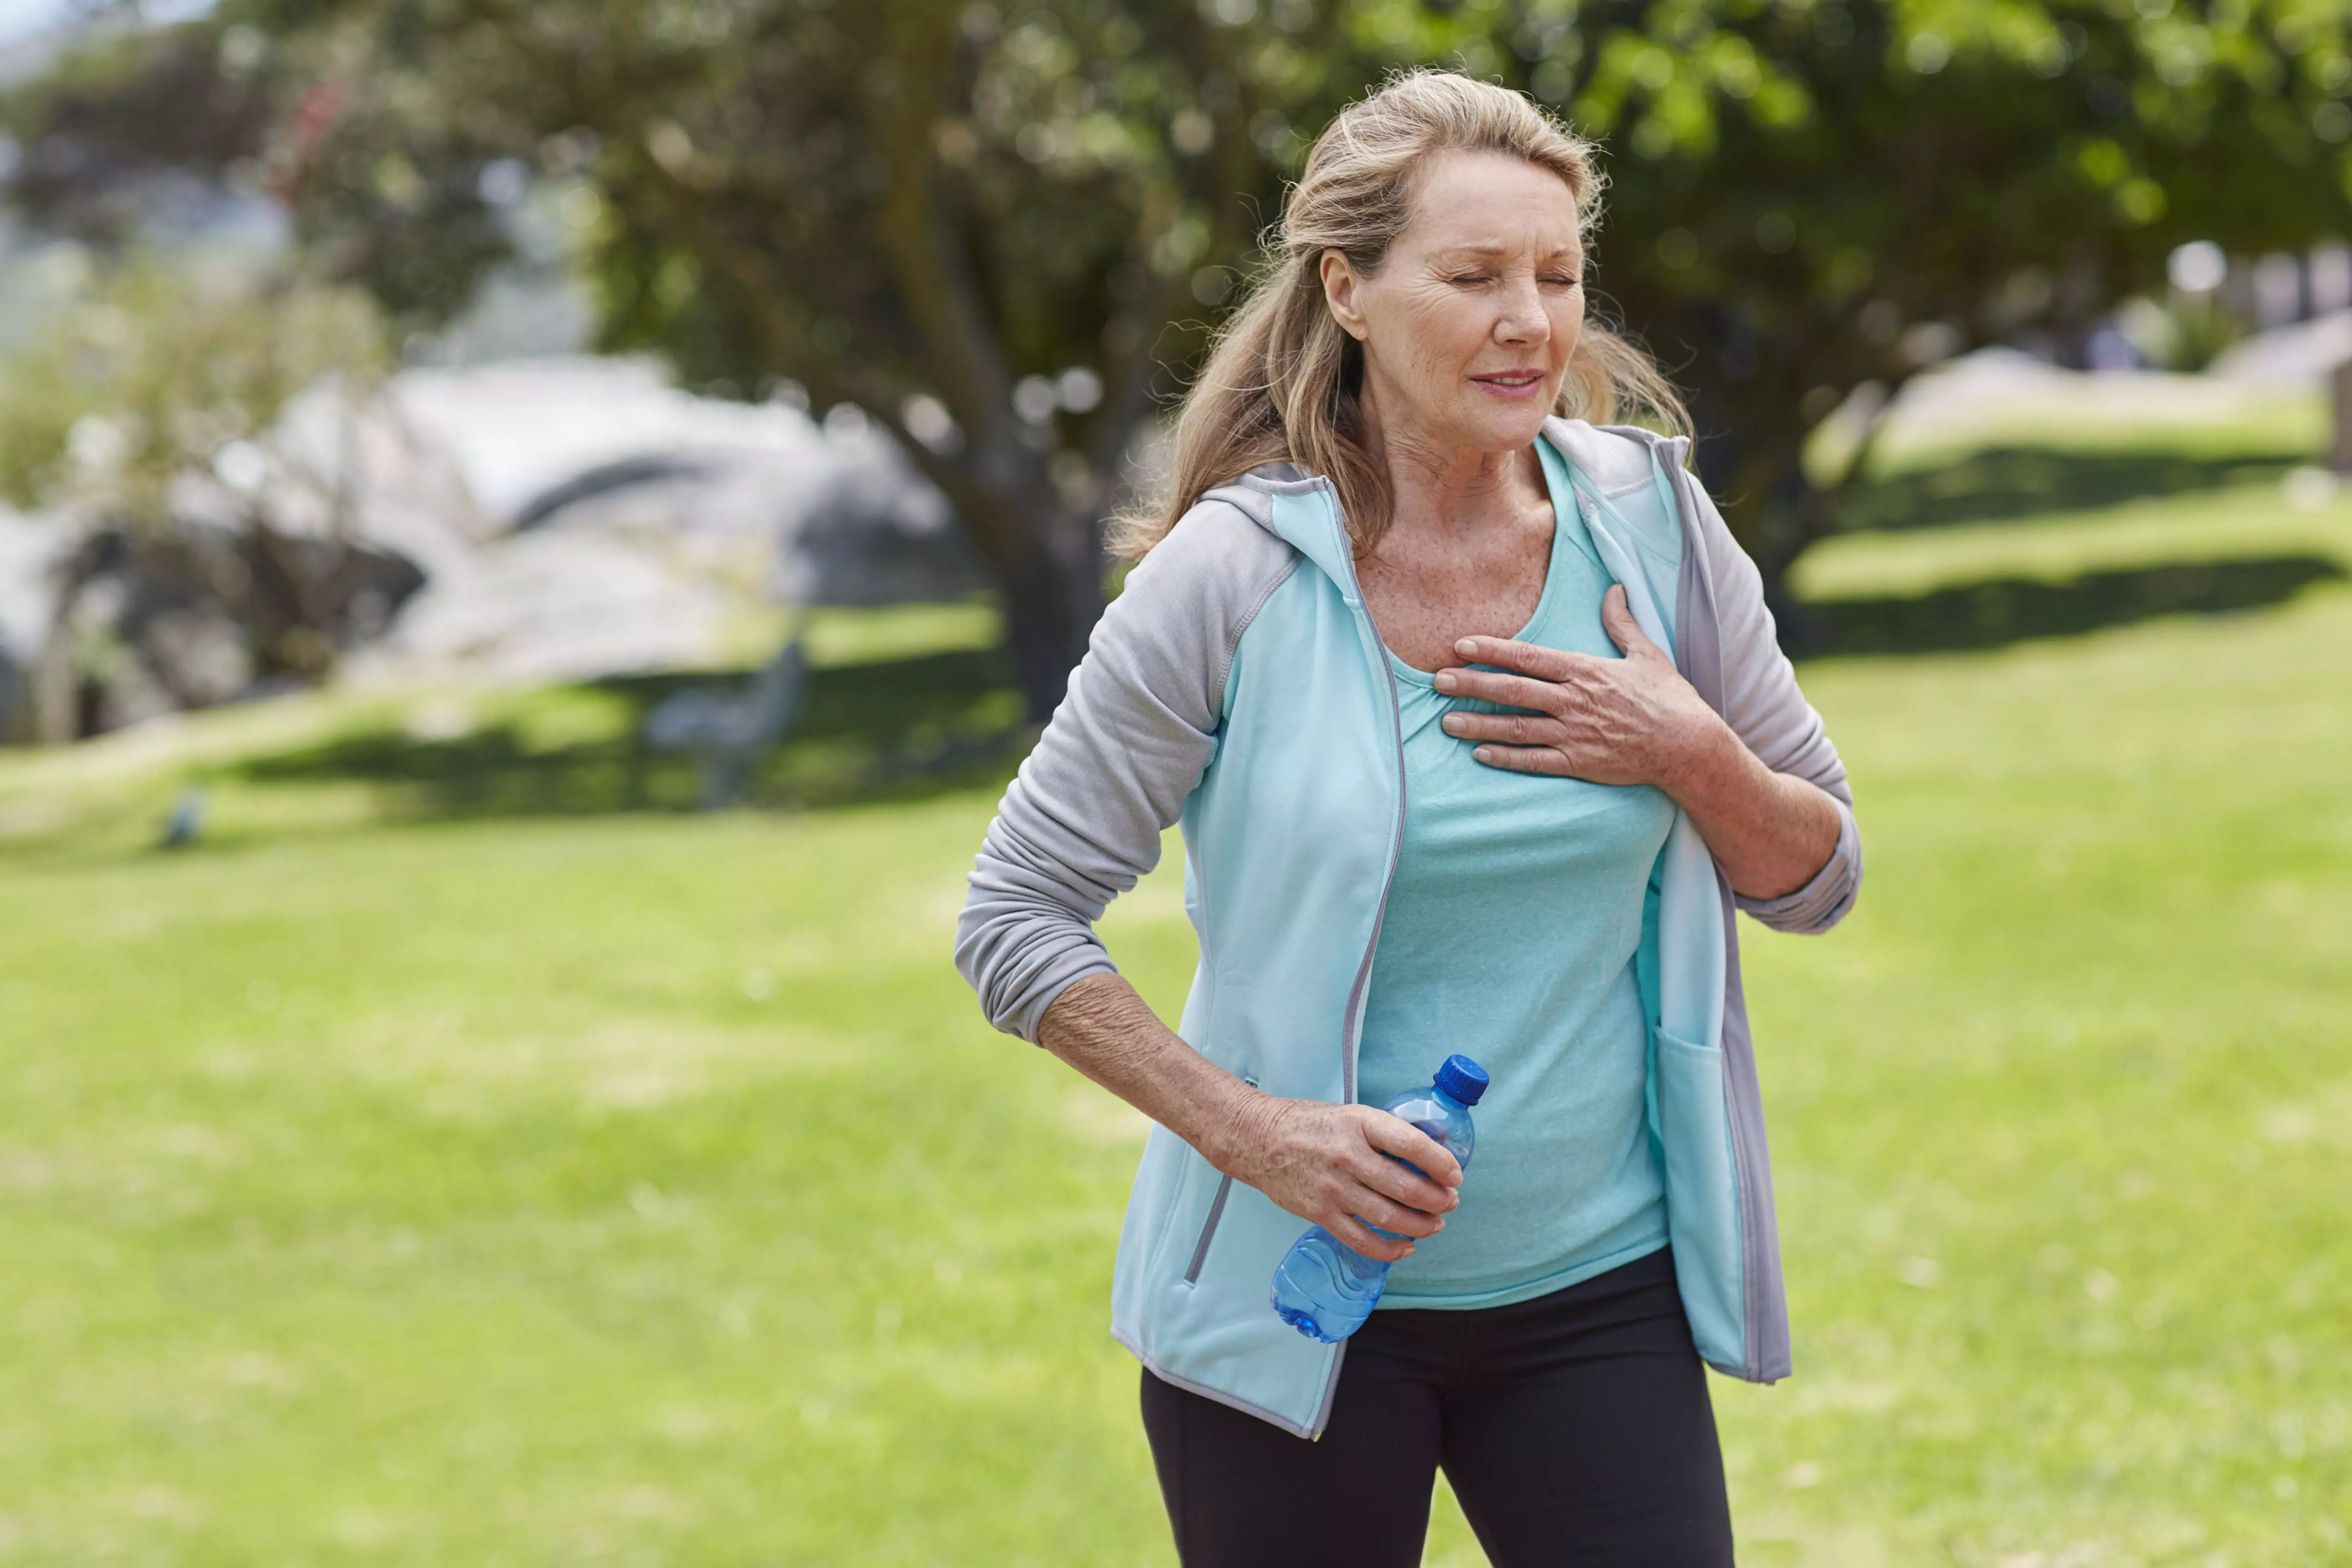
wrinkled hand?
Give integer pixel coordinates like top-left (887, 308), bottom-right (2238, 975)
top-left (1212, 1096), bottom-right (1462, 1263)
top-left (1435, 583), bottom-right (1724, 788)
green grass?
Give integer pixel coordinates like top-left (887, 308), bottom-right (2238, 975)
top-left (1812, 380), bottom-right (2326, 497)
top-left (1791, 473), bottom-right (2352, 602)
top-left (2, 491), bottom-right (2349, 1563)
top-left (1705, 588), bottom-right (2352, 1567)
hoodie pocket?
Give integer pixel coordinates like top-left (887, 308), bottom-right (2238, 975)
top-left (1181, 1172), bottom-right (1237, 1286)
top-left (1653, 1024), bottom-right (1746, 1371)
top-left (1179, 1074), bottom-right (1258, 1287)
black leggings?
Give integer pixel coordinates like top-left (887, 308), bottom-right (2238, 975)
top-left (1140, 1246), bottom-right (1734, 1568)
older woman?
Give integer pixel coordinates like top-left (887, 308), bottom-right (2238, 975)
top-left (957, 71), bottom-right (1861, 1567)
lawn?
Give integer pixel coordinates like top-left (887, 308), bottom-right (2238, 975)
top-left (0, 473), bottom-right (2347, 1565)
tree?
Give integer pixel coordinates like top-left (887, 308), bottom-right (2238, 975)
top-left (16, 0), bottom-right (2352, 670)
top-left (0, 257), bottom-right (423, 736)
top-left (1485, 0), bottom-right (2352, 611)
top-left (164, 0), bottom-right (1510, 717)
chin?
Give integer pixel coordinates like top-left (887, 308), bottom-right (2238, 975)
top-left (1454, 401), bottom-right (1553, 453)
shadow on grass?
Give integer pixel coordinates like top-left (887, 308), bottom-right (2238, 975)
top-left (218, 554), bottom-right (2345, 818)
top-left (233, 648), bottom-right (1030, 818)
top-left (1838, 448), bottom-right (2301, 533)
top-left (1799, 554), bottom-right (2346, 657)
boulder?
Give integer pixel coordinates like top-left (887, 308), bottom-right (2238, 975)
top-left (345, 357), bottom-right (987, 688)
top-left (345, 528), bottom-right (734, 687)
top-left (0, 354), bottom-right (997, 737)
top-left (0, 510), bottom-right (74, 743)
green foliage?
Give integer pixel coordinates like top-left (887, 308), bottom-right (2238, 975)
top-left (0, 18), bottom-right (277, 243)
top-left (228, 0), bottom-right (2352, 589)
top-left (1477, 0), bottom-right (2352, 569)
top-left (0, 259), bottom-right (389, 525)
top-left (212, 0), bottom-right (1450, 444)
top-left (2117, 287), bottom-right (2249, 372)
top-left (188, 0), bottom-right (1518, 709)
top-left (13, 0), bottom-right (2352, 619)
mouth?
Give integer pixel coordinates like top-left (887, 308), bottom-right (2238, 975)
top-left (1469, 369), bottom-right (1546, 397)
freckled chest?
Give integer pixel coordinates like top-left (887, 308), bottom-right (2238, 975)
top-left (1356, 493), bottom-right (1557, 674)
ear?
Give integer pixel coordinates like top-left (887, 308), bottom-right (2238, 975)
top-left (1320, 249), bottom-right (1369, 342)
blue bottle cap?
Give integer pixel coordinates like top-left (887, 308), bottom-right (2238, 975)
top-left (1435, 1054), bottom-right (1489, 1106)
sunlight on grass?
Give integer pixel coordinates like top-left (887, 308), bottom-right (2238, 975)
top-left (1794, 473), bottom-right (2352, 602)
top-left (1812, 376), bottom-right (2325, 484)
top-left (800, 597), bottom-right (1003, 668)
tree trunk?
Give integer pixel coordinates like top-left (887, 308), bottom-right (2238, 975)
top-left (1685, 362), bottom-right (1825, 655)
top-left (1706, 457), bottom-right (1826, 654)
top-left (995, 547), bottom-right (1095, 724)
top-left (949, 482), bottom-right (1103, 724)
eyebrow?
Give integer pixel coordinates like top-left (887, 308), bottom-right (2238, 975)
top-left (1434, 242), bottom-right (1582, 259)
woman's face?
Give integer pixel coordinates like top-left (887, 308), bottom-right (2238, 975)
top-left (1321, 149), bottom-right (1585, 458)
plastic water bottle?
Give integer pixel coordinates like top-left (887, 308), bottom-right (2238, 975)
top-left (1269, 1054), bottom-right (1490, 1343)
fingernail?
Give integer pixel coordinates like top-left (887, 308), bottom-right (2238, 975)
top-left (1433, 672), bottom-right (1456, 693)
top-left (1473, 747), bottom-right (1492, 762)
top-left (1454, 638), bottom-right (1476, 655)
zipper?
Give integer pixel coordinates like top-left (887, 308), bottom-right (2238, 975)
top-left (1605, 438), bottom-right (1772, 1378)
top-left (1303, 475), bottom-right (1412, 1438)
top-left (1299, 443), bottom-right (1675, 1431)
top-left (1314, 475), bottom-right (1411, 1107)
top-left (1181, 1074), bottom-right (1259, 1285)
top-left (1180, 1173), bottom-right (1234, 1285)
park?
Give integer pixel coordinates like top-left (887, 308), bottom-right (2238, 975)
top-left (2, 395), bottom-right (2346, 1560)
top-left (0, 0), bottom-right (2348, 1561)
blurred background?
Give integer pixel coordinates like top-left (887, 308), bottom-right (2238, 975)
top-left (0, 0), bottom-right (2345, 1561)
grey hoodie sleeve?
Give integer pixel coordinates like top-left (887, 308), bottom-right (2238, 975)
top-left (954, 497), bottom-right (1299, 1040)
top-left (1690, 480), bottom-right (1864, 935)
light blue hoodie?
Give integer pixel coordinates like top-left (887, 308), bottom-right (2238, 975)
top-left (957, 418), bottom-right (1862, 1438)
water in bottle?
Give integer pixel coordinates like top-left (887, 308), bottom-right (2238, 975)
top-left (1269, 1054), bottom-right (1489, 1343)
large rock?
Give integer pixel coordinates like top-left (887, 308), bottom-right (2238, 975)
top-left (0, 355), bottom-right (997, 737)
top-left (2207, 310), bottom-right (2352, 388)
top-left (345, 529), bottom-right (736, 687)
top-left (1832, 348), bottom-right (2296, 473)
top-left (388, 357), bottom-right (986, 599)
top-left (347, 357), bottom-right (987, 687)
top-left (0, 511), bottom-right (75, 743)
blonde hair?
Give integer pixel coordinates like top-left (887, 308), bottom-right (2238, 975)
top-left (1112, 69), bottom-right (1690, 561)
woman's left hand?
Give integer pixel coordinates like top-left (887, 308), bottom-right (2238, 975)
top-left (1434, 584), bottom-right (1721, 789)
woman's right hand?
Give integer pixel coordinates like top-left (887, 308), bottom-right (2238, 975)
top-left (1210, 1096), bottom-right (1463, 1263)
top-left (1031, 976), bottom-right (1463, 1263)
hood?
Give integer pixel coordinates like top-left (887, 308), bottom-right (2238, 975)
top-left (1210, 420), bottom-right (1690, 584)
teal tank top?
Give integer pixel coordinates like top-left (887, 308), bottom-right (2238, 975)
top-left (1360, 436), bottom-right (1682, 1309)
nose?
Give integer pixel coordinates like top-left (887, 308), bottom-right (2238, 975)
top-left (1493, 275), bottom-right (1550, 346)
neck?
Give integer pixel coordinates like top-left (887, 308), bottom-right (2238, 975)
top-left (1359, 379), bottom-right (1544, 545)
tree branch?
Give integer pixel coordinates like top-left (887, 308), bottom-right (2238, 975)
top-left (865, 10), bottom-right (1018, 450)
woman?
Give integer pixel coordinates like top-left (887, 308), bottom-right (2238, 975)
top-left (957, 71), bottom-right (1861, 1566)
